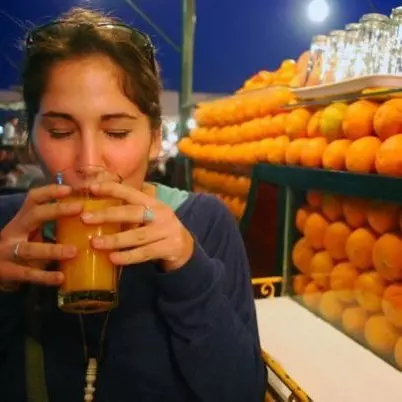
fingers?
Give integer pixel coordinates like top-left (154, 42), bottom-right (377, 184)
top-left (109, 238), bottom-right (174, 265)
top-left (21, 201), bottom-right (83, 233)
top-left (92, 225), bottom-right (167, 250)
top-left (0, 261), bottom-right (63, 286)
top-left (81, 205), bottom-right (148, 225)
top-left (89, 181), bottom-right (157, 207)
top-left (15, 241), bottom-right (77, 261)
top-left (25, 185), bottom-right (72, 205)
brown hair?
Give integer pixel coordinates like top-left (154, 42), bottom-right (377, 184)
top-left (22, 7), bottom-right (162, 134)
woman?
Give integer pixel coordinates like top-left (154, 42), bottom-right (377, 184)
top-left (0, 8), bottom-right (266, 402)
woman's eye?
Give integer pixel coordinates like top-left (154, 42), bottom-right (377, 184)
top-left (106, 130), bottom-right (131, 139)
top-left (48, 129), bottom-right (74, 138)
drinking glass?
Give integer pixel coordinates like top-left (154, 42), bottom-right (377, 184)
top-left (56, 166), bottom-right (122, 314)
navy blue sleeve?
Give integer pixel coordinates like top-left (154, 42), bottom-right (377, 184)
top-left (156, 194), bottom-right (267, 402)
top-left (0, 194), bottom-right (26, 357)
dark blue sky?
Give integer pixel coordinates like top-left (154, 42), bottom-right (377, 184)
top-left (0, 0), bottom-right (400, 93)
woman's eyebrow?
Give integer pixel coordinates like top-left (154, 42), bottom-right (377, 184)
top-left (41, 111), bottom-right (75, 121)
top-left (41, 111), bottom-right (139, 122)
top-left (101, 113), bottom-right (139, 121)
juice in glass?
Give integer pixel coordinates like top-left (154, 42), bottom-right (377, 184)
top-left (57, 192), bottom-right (121, 314)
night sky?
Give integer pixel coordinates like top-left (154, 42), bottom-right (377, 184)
top-left (0, 0), bottom-right (400, 94)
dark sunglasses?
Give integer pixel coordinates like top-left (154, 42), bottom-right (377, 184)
top-left (25, 22), bottom-right (157, 73)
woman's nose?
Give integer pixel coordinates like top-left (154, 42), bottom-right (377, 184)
top-left (76, 132), bottom-right (103, 168)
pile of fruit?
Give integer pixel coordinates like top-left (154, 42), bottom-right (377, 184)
top-left (292, 191), bottom-right (402, 369)
top-left (192, 168), bottom-right (250, 220)
top-left (237, 51), bottom-right (312, 93)
top-left (179, 96), bottom-right (402, 178)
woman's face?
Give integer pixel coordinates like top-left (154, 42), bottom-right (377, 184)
top-left (32, 55), bottom-right (161, 188)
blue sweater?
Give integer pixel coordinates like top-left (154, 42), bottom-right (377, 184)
top-left (0, 190), bottom-right (266, 402)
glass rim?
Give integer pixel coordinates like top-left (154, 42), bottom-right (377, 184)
top-left (55, 165), bottom-right (123, 187)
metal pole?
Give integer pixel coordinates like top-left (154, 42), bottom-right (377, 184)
top-left (179, 0), bottom-right (196, 190)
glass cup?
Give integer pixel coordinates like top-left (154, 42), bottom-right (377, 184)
top-left (56, 166), bottom-right (122, 314)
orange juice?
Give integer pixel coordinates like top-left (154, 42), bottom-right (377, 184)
top-left (57, 195), bottom-right (121, 313)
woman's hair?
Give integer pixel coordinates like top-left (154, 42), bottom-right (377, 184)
top-left (22, 8), bottom-right (162, 134)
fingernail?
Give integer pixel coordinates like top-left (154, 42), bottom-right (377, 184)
top-left (81, 212), bottom-right (93, 221)
top-left (110, 252), bottom-right (121, 264)
top-left (92, 237), bottom-right (104, 247)
top-left (55, 272), bottom-right (64, 282)
top-left (64, 246), bottom-right (77, 257)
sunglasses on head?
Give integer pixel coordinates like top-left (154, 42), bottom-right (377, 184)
top-left (25, 22), bottom-right (157, 74)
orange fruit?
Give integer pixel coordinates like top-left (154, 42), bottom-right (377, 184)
top-left (285, 108), bottom-right (311, 140)
top-left (268, 113), bottom-right (287, 137)
top-left (259, 115), bottom-right (273, 137)
top-left (303, 282), bottom-right (323, 311)
top-left (345, 137), bottom-right (382, 173)
top-left (322, 139), bottom-right (351, 171)
top-left (372, 233), bottom-right (402, 281)
top-left (292, 237), bottom-right (314, 275)
top-left (306, 191), bottom-right (323, 208)
top-left (364, 315), bottom-right (399, 355)
top-left (295, 205), bottom-right (312, 233)
top-left (300, 137), bottom-right (328, 168)
top-left (367, 201), bottom-right (400, 234)
top-left (321, 194), bottom-right (343, 222)
top-left (342, 100), bottom-right (378, 140)
top-left (319, 103), bottom-right (348, 142)
top-left (307, 110), bottom-right (322, 138)
top-left (375, 134), bottom-right (402, 177)
top-left (355, 271), bottom-right (387, 313)
top-left (293, 275), bottom-right (311, 295)
top-left (330, 262), bottom-right (359, 303)
top-left (257, 138), bottom-right (274, 162)
top-left (342, 306), bottom-right (369, 338)
top-left (280, 59), bottom-right (297, 71)
top-left (373, 98), bottom-right (402, 141)
top-left (285, 138), bottom-right (308, 165)
top-left (267, 135), bottom-right (290, 164)
top-left (323, 221), bottom-right (352, 260)
top-left (310, 251), bottom-right (334, 288)
top-left (319, 291), bottom-right (345, 322)
top-left (304, 212), bottom-right (329, 250)
top-left (382, 284), bottom-right (402, 328)
top-left (342, 197), bottom-right (369, 228)
top-left (345, 228), bottom-right (377, 271)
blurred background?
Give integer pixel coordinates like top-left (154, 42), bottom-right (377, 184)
top-left (0, 0), bottom-right (399, 94)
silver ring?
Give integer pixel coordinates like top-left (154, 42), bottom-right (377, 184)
top-left (13, 242), bottom-right (22, 262)
top-left (143, 205), bottom-right (154, 224)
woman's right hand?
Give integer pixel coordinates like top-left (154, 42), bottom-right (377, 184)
top-left (0, 185), bottom-right (83, 288)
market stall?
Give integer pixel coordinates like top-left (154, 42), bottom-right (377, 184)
top-left (179, 8), bottom-right (402, 401)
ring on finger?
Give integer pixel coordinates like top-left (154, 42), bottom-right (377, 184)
top-left (143, 205), bottom-right (155, 224)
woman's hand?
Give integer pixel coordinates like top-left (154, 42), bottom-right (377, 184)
top-left (0, 185), bottom-right (82, 288)
top-left (82, 182), bottom-right (194, 271)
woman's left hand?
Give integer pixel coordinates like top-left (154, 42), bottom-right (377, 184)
top-left (81, 182), bottom-right (194, 272)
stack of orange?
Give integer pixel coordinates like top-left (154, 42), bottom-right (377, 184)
top-left (192, 182), bottom-right (246, 220)
top-left (191, 168), bottom-right (250, 220)
top-left (192, 168), bottom-right (251, 197)
top-left (179, 96), bottom-right (402, 179)
top-left (292, 191), bottom-right (402, 369)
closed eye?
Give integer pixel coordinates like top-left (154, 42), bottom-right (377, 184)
top-left (48, 129), bottom-right (74, 139)
top-left (106, 130), bottom-right (131, 139)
